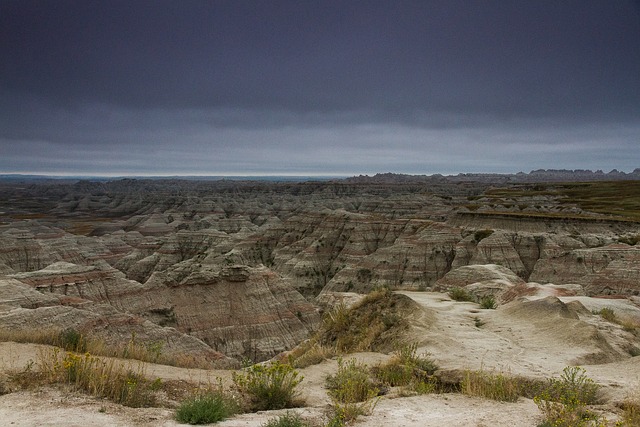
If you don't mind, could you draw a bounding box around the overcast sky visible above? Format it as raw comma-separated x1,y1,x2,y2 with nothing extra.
1,0,639,176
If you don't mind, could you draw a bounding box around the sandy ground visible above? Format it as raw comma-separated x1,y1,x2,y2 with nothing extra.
1,291,638,426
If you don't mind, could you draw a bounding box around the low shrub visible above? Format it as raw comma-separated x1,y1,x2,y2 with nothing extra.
545,366,599,405
534,366,601,427
233,361,303,411
460,369,522,402
261,411,309,427
326,358,378,404
58,328,86,352
175,389,239,425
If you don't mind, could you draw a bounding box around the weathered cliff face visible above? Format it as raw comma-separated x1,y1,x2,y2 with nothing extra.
529,243,640,296
8,260,319,362
9,261,148,302
0,277,229,366
120,264,321,361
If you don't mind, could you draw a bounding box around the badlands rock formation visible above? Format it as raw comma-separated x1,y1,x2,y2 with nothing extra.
0,175,639,364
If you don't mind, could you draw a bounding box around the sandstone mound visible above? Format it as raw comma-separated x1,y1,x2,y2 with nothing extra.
497,296,625,365
436,264,525,289
318,289,427,354
435,264,525,301
501,295,580,320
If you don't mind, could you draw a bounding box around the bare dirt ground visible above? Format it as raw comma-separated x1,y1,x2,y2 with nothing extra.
1,291,638,426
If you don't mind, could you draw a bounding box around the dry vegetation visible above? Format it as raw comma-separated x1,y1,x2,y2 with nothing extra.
0,328,210,369
485,181,640,222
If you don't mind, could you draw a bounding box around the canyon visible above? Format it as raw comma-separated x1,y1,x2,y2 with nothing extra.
0,172,639,425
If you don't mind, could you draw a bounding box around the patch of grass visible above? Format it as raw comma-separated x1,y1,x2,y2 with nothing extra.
595,308,639,335
326,358,379,403
486,181,640,222
621,319,640,335
261,411,310,427
318,288,415,353
621,393,640,427
373,343,438,393
0,328,209,369
232,361,303,411
534,366,601,427
448,287,475,302
479,295,497,309
460,369,522,402
58,328,87,352
175,388,240,425
325,358,379,424
597,307,618,322
288,342,336,368
0,328,61,346
37,347,160,407
373,343,438,387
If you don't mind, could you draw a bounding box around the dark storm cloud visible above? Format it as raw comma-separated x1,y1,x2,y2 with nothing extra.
1,0,639,175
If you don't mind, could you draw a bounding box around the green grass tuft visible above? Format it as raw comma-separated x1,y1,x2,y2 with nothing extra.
460,369,522,402
232,361,303,411
175,390,239,425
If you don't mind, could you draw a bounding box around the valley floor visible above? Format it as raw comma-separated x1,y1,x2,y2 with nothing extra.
1,290,638,426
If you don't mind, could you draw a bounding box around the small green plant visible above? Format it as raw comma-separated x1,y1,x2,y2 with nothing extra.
534,366,601,427
479,295,497,309
325,406,350,427
261,411,309,427
58,328,86,352
145,341,164,363
232,361,303,411
448,287,474,302
325,358,379,423
460,369,522,402
547,366,599,405
175,389,239,425
326,358,378,403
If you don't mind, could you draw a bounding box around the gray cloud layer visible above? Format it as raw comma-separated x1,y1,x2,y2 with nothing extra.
1,0,639,175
